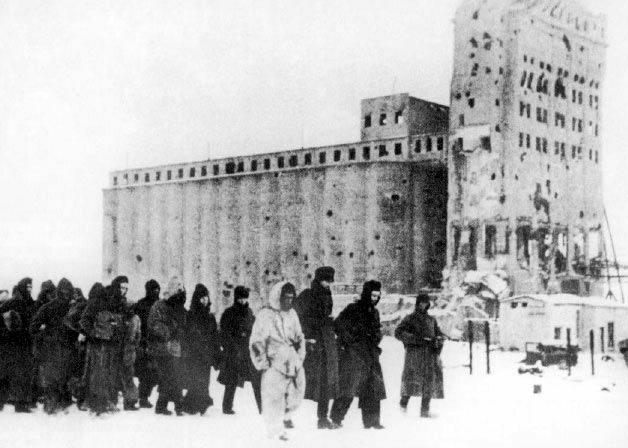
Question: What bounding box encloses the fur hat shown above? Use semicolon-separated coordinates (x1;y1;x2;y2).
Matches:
234;285;249;300
314;266;335;282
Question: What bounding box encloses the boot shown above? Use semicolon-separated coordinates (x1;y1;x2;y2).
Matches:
15;403;32;413
283;420;294;429
155;397;171;415
318;418;340;429
139;398;153;409
124;401;140;411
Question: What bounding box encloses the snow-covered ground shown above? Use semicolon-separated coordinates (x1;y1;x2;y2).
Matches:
1;337;627;448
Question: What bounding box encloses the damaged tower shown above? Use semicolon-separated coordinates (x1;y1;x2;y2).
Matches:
446;0;607;295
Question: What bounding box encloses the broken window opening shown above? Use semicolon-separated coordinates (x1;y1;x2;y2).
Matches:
468;98;475;108
289;155;298;167
363;146;370;160
480;136;491;151
364;114;371;128
395;110;404;124
264;159;271;170
250;160;257;172
426;138;433;152
520;71;527;87
319;152;326;164
145;173;150;182
470;37;478;48
527;72;535;90
378;144;388;157
304;153;312;165
394;143;403;155
277;157;285;168
379;113;387;126
519;133;524;147
225;162;235;174
485;225;497;258
190;167;196;178
526;104;531;118
517;225;531;268
526;134;531;148
459;114;465;126
167;170;172;180
348;147;356;160
237;161;244;173
177;169;183;179
437;138;444;151
200;166;207;177
333;150;341;162
415;139;422;153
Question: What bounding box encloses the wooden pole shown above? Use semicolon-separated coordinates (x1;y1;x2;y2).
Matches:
484;320;491;374
566;328;572;376
468;320;474;375
589;329;595;376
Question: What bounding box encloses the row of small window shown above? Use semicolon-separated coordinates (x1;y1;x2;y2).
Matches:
520;71;600;106
519;102;598;135
523;55;601;90
469;62;504;77
112;143;409;186
414;136;445;153
364;111;404;128
518;133;599;163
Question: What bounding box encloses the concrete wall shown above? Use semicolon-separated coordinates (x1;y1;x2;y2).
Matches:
103;161;447;313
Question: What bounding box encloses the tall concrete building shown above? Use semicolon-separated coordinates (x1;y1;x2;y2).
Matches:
103;95;449;307
447;0;606;294
104;0;608;306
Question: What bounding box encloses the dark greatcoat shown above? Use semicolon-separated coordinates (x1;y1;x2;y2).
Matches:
294;280;339;401
334;299;386;402
217;302;258;387
29;279;76;412
147;294;186;403
132;293;159;384
0;278;36;405
394;309;444;399
182;295;221;414
80;283;126;413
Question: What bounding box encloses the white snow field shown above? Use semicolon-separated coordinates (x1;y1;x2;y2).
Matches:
1;337;626;448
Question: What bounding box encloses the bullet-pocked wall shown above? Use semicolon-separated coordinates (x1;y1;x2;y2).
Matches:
103;161;448;313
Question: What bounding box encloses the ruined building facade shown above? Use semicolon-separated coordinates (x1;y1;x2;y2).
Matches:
104;0;607;306
104;95;449;307
447;0;606;294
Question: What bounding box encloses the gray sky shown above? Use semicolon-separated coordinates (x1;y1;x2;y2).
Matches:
0;0;625;292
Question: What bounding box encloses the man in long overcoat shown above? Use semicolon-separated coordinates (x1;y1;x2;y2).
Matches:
394;293;444;417
330;280;386;429
294;266;339;429
218;285;261;414
147;277;186;415
0;278;36;412
29;278;76;414
133;279;160;408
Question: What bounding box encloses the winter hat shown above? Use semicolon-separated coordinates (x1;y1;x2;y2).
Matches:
360;280;382;304
164;276;184;299
416;293;431;310
88;283;106;302
37;280;56;304
57;278;74;302
145;279;160;294
191;284;210;311
16;278;33;301
314;266;335;282
234;285;249;300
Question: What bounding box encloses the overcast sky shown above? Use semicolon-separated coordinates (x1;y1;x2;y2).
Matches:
0;0;625;292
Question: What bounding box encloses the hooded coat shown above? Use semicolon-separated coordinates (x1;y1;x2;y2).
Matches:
333;281;386;401
249;281;306;439
80;280;126;413
218;290;258;387
132;279;160;390
0;277;36;404
35;280;56;311
394;301;444;399
29;278;76;411
293;277;339;402
181;284;220;414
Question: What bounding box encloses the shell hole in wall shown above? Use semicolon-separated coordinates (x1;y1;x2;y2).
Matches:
491;173;496;180
375;234;381;241
391;194;400;202
307;274;312;279
304;254;308;261
272;271;277;276
368;250;375;257
349;252;354;258
327;210;333;217
265;216;270;221
579;211;584;218
336;251;343;257
331;236;336;241
264;269;270;276
246;261;251;266
292;251;298;257
136;255;142;262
